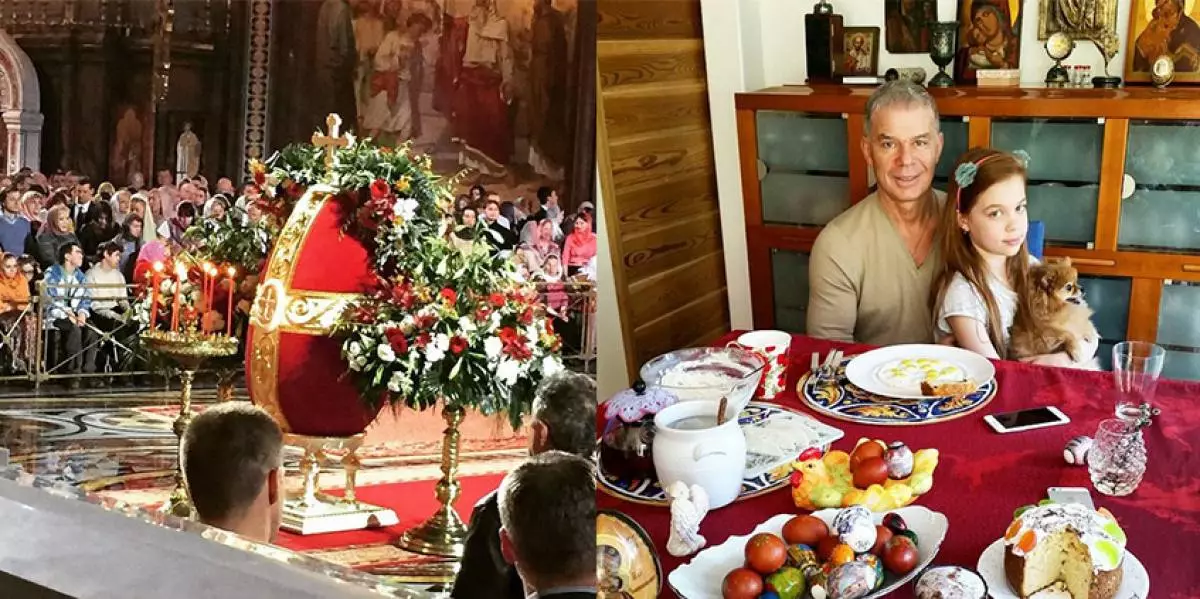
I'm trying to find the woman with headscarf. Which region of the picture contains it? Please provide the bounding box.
[527,218,559,266]
[561,213,596,277]
[35,205,79,269]
[111,214,144,283]
[129,193,158,244]
[109,189,132,226]
[19,191,43,230]
[159,202,196,248]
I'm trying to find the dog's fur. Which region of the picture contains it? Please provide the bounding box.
[1009,259,1101,368]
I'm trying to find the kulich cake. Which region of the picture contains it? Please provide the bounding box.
[915,566,987,599]
[1003,503,1126,599]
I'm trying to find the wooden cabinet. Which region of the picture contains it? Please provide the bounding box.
[735,85,1200,379]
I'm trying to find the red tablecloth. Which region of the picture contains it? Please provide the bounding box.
[597,334,1200,598]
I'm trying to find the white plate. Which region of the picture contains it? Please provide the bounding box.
[977,538,1150,599]
[668,506,948,599]
[844,344,996,400]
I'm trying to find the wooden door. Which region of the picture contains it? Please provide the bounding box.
[597,0,729,379]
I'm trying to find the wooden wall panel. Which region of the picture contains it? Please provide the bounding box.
[597,0,729,378]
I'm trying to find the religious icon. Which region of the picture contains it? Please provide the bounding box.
[954,0,1023,83]
[175,122,201,182]
[841,27,881,75]
[1038,0,1119,41]
[1127,0,1200,83]
[886,0,937,53]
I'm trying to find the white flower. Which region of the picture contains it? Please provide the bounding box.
[484,337,503,360]
[387,372,402,393]
[377,344,396,363]
[350,355,368,371]
[497,359,520,386]
[458,316,477,332]
[491,312,502,327]
[361,335,377,350]
[348,342,362,357]
[525,326,539,344]
[542,356,563,377]
[426,344,445,363]
[435,333,450,352]
[393,197,419,221]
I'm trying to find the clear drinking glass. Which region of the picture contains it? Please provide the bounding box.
[1087,419,1147,496]
[1112,341,1165,421]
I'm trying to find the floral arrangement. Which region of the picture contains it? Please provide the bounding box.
[252,138,563,428]
[183,215,277,276]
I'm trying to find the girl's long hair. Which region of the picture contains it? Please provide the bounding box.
[930,147,1032,358]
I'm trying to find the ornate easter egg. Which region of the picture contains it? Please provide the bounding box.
[247,187,382,436]
[1064,435,1093,466]
[833,506,876,553]
[826,561,877,599]
[884,441,914,479]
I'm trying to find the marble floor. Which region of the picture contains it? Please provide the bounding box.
[0,380,528,596]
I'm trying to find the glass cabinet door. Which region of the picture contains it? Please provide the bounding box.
[935,118,969,187]
[757,111,849,227]
[772,249,810,333]
[1079,276,1131,371]
[1156,282,1200,381]
[1119,121,1200,253]
[991,118,1103,247]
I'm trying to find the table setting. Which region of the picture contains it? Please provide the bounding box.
[595,331,1200,599]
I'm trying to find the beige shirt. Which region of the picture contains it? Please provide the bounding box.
[806,191,945,346]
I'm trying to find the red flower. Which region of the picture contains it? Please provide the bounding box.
[415,332,431,348]
[520,307,535,325]
[475,306,491,322]
[440,288,457,306]
[544,318,556,335]
[498,327,519,344]
[386,327,408,354]
[449,336,468,355]
[417,313,437,329]
[370,178,391,200]
[488,292,506,308]
[355,306,376,323]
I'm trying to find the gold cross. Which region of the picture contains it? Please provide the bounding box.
[311,113,351,177]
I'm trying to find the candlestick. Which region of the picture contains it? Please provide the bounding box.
[150,261,165,331]
[171,263,186,332]
[226,266,236,337]
[202,262,214,312]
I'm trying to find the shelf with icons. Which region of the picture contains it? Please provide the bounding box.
[141,258,240,341]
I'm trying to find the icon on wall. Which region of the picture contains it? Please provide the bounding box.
[886,0,937,53]
[841,27,881,76]
[954,0,1023,84]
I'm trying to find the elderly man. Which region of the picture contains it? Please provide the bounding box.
[498,451,596,599]
[451,372,596,599]
[807,80,946,345]
[181,402,285,544]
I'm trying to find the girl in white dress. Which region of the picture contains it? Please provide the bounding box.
[931,148,1096,367]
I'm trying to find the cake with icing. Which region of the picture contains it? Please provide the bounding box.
[1003,503,1126,599]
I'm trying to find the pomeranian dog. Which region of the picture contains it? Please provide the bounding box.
[1009,259,1101,369]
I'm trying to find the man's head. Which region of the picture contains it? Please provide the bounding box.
[483,198,501,223]
[530,372,596,456]
[182,402,284,543]
[157,169,174,187]
[536,186,557,207]
[74,178,93,203]
[99,241,123,270]
[180,182,199,205]
[861,80,943,207]
[58,242,83,270]
[216,177,235,196]
[1,187,20,214]
[129,171,146,190]
[498,451,595,592]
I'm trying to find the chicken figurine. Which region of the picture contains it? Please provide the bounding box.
[791,438,939,512]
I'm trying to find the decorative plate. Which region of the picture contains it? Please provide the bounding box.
[668,505,949,599]
[845,344,996,400]
[799,356,997,426]
[598,510,662,599]
[597,402,843,505]
[977,538,1149,599]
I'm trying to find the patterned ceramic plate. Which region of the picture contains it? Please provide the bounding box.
[799,356,997,426]
[597,510,662,599]
[596,402,843,506]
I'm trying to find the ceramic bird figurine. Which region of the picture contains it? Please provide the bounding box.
[666,481,709,557]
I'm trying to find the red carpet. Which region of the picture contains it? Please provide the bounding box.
[276,473,504,552]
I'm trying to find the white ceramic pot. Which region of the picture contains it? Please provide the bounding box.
[652,401,747,509]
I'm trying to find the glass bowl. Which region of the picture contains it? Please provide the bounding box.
[639,347,767,416]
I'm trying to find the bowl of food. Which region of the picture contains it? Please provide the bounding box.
[640,347,767,417]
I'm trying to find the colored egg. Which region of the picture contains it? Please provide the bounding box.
[882,512,908,534]
[808,568,830,599]
[895,528,920,547]
[833,506,873,533]
[884,441,914,479]
[1063,435,1093,466]
[759,593,781,599]
[838,518,878,554]
[826,561,876,599]
[855,554,886,590]
[786,543,820,574]
[765,566,807,599]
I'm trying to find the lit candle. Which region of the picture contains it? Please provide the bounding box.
[171,262,186,332]
[149,261,164,331]
[202,262,215,311]
[225,266,236,337]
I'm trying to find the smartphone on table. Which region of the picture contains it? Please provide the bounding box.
[983,406,1070,434]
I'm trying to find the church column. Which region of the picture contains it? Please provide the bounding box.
[2,109,44,173]
[239,0,273,174]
